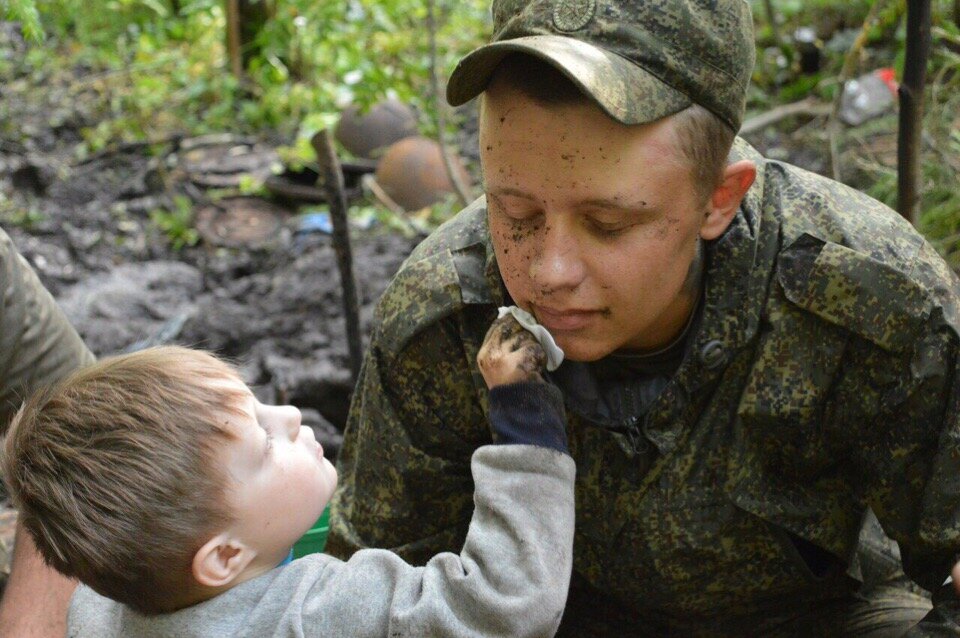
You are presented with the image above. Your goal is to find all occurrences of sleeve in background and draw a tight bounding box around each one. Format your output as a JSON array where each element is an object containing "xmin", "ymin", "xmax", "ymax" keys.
[{"xmin": 0, "ymin": 228, "xmax": 94, "ymax": 432}]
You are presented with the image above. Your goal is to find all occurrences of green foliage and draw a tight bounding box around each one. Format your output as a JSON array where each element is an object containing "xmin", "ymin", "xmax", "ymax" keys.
[
  {"xmin": 2, "ymin": 0, "xmax": 43, "ymax": 41},
  {"xmin": 150, "ymin": 195, "xmax": 199, "ymax": 251},
  {"xmin": 0, "ymin": 194, "xmax": 44, "ymax": 230},
  {"xmin": 7, "ymin": 0, "xmax": 489, "ymax": 156}
]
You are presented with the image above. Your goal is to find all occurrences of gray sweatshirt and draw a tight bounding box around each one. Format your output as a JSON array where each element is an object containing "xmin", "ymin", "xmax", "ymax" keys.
[{"xmin": 68, "ymin": 384, "xmax": 576, "ymax": 638}]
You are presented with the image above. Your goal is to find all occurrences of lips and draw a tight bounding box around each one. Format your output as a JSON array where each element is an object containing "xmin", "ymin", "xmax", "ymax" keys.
[{"xmin": 532, "ymin": 304, "xmax": 601, "ymax": 331}]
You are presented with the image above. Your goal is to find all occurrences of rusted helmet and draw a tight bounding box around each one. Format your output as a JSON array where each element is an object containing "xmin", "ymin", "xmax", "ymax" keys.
[
  {"xmin": 334, "ymin": 99, "xmax": 418, "ymax": 159},
  {"xmin": 374, "ymin": 136, "xmax": 471, "ymax": 212}
]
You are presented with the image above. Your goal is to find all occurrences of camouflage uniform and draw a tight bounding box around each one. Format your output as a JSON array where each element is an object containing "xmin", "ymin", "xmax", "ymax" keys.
[
  {"xmin": 332, "ymin": 0, "xmax": 960, "ymax": 634},
  {"xmin": 0, "ymin": 227, "xmax": 93, "ymax": 432},
  {"xmin": 330, "ymin": 137, "xmax": 960, "ymax": 635}
]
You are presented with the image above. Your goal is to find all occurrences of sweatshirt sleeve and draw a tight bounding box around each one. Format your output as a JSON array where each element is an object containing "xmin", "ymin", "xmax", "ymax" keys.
[
  {"xmin": 299, "ymin": 444, "xmax": 576, "ymax": 638},
  {"xmin": 487, "ymin": 381, "xmax": 568, "ymax": 454}
]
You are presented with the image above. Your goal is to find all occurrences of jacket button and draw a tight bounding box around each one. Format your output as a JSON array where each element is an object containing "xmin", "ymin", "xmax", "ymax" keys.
[{"xmin": 700, "ymin": 340, "xmax": 727, "ymax": 369}]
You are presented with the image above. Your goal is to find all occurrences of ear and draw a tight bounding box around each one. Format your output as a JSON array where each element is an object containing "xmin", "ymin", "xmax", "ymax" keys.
[
  {"xmin": 700, "ymin": 160, "xmax": 756, "ymax": 241},
  {"xmin": 192, "ymin": 533, "xmax": 255, "ymax": 589}
]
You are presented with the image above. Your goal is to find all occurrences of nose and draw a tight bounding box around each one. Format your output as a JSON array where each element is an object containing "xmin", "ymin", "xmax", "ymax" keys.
[
  {"xmin": 279, "ymin": 405, "xmax": 302, "ymax": 441},
  {"xmin": 528, "ymin": 217, "xmax": 586, "ymax": 294}
]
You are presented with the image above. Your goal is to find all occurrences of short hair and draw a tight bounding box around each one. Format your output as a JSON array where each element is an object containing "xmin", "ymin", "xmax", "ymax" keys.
[
  {"xmin": 1, "ymin": 346, "xmax": 247, "ymax": 615},
  {"xmin": 488, "ymin": 54, "xmax": 735, "ymax": 203}
]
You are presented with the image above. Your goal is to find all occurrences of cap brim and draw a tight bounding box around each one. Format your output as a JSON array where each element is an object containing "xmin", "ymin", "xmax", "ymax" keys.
[{"xmin": 447, "ymin": 35, "xmax": 691, "ymax": 126}]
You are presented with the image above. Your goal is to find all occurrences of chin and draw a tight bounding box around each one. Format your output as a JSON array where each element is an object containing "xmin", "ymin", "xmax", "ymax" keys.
[{"xmin": 555, "ymin": 337, "xmax": 615, "ymax": 363}]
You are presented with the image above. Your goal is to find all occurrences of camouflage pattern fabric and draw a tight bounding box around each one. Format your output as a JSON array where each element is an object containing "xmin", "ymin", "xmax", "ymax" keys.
[
  {"xmin": 329, "ymin": 138, "xmax": 960, "ymax": 635},
  {"xmin": 0, "ymin": 227, "xmax": 94, "ymax": 433},
  {"xmin": 448, "ymin": 0, "xmax": 755, "ymax": 131}
]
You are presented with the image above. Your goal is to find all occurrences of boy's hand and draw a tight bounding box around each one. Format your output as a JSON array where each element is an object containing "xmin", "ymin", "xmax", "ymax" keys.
[{"xmin": 478, "ymin": 315, "xmax": 547, "ymax": 388}]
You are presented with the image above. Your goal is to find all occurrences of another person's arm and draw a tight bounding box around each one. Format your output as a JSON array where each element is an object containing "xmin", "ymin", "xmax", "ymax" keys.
[{"xmin": 0, "ymin": 228, "xmax": 93, "ymax": 637}]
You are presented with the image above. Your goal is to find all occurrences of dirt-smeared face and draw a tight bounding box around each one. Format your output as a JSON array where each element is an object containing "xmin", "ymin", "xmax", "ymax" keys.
[{"xmin": 480, "ymin": 82, "xmax": 712, "ymax": 362}]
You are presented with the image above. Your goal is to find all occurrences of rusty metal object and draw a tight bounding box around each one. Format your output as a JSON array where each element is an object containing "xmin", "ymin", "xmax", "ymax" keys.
[
  {"xmin": 374, "ymin": 136, "xmax": 472, "ymax": 212},
  {"xmin": 334, "ymin": 100, "xmax": 418, "ymax": 159},
  {"xmin": 178, "ymin": 136, "xmax": 278, "ymax": 189},
  {"xmin": 194, "ymin": 197, "xmax": 286, "ymax": 249}
]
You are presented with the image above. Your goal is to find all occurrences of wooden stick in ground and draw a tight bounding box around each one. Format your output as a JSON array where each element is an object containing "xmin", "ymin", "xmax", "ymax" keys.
[
  {"xmin": 426, "ymin": 0, "xmax": 472, "ymax": 207},
  {"xmin": 225, "ymin": 0, "xmax": 243, "ymax": 79},
  {"xmin": 897, "ymin": 0, "xmax": 932, "ymax": 226},
  {"xmin": 312, "ymin": 130, "xmax": 363, "ymax": 383}
]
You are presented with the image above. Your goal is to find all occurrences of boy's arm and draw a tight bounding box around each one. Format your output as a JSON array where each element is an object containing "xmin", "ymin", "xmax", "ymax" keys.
[
  {"xmin": 304, "ymin": 381, "xmax": 574, "ymax": 638},
  {"xmin": 305, "ymin": 316, "xmax": 574, "ymax": 637}
]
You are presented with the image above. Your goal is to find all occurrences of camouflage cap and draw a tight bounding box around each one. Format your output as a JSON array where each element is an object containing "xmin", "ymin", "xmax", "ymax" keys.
[{"xmin": 447, "ymin": 0, "xmax": 755, "ymax": 132}]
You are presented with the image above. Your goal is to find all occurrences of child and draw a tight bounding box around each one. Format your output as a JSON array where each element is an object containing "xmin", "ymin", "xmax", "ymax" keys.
[{"xmin": 2, "ymin": 315, "xmax": 574, "ymax": 637}]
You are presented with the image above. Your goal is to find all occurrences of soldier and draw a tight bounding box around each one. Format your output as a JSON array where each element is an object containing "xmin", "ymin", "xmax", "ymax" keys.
[
  {"xmin": 330, "ymin": 0, "xmax": 960, "ymax": 635},
  {"xmin": 0, "ymin": 227, "xmax": 93, "ymax": 637}
]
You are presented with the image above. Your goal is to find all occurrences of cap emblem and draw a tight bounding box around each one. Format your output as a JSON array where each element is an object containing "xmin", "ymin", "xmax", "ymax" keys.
[{"xmin": 552, "ymin": 0, "xmax": 596, "ymax": 33}]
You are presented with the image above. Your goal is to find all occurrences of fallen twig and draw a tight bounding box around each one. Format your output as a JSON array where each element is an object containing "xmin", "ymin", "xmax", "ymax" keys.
[
  {"xmin": 361, "ymin": 174, "xmax": 427, "ymax": 238},
  {"xmin": 75, "ymin": 135, "xmax": 183, "ymax": 167},
  {"xmin": 361, "ymin": 174, "xmax": 404, "ymax": 216},
  {"xmin": 740, "ymin": 98, "xmax": 832, "ymax": 136}
]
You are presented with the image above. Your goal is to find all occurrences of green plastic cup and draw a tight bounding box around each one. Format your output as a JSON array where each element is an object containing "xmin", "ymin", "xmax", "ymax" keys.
[{"xmin": 292, "ymin": 505, "xmax": 330, "ymax": 558}]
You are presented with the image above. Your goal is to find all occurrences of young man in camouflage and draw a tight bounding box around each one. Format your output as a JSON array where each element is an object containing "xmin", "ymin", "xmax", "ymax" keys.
[{"xmin": 330, "ymin": 0, "xmax": 960, "ymax": 635}]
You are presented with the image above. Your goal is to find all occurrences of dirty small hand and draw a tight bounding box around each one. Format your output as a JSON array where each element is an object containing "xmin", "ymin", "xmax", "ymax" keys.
[{"xmin": 477, "ymin": 314, "xmax": 548, "ymax": 388}]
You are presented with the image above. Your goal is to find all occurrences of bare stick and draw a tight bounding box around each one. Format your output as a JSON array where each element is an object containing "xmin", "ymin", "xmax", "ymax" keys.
[
  {"xmin": 426, "ymin": 0, "xmax": 472, "ymax": 207},
  {"xmin": 226, "ymin": 0, "xmax": 243, "ymax": 79},
  {"xmin": 361, "ymin": 174, "xmax": 405, "ymax": 215},
  {"xmin": 361, "ymin": 175, "xmax": 427, "ymax": 237},
  {"xmin": 897, "ymin": 0, "xmax": 932, "ymax": 225},
  {"xmin": 312, "ymin": 130, "xmax": 363, "ymax": 383}
]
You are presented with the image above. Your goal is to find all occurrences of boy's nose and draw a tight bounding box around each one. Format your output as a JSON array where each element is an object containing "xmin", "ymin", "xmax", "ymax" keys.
[{"xmin": 281, "ymin": 405, "xmax": 302, "ymax": 440}]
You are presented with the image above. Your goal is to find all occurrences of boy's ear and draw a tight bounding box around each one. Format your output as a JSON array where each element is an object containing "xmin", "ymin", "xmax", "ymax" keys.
[
  {"xmin": 700, "ymin": 159, "xmax": 756, "ymax": 241},
  {"xmin": 192, "ymin": 534, "xmax": 255, "ymax": 588}
]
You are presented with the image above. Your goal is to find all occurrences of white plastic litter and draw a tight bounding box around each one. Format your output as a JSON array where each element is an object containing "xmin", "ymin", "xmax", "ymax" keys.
[{"xmin": 497, "ymin": 306, "xmax": 565, "ymax": 371}]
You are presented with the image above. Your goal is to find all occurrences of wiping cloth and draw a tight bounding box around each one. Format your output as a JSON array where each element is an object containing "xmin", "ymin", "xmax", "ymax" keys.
[{"xmin": 497, "ymin": 306, "xmax": 565, "ymax": 371}]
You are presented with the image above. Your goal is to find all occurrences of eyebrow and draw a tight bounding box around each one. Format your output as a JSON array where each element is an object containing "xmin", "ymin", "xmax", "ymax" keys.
[{"xmin": 489, "ymin": 187, "xmax": 654, "ymax": 214}]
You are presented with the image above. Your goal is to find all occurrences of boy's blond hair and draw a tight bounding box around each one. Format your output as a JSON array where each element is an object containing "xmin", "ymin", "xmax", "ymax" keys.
[{"xmin": 1, "ymin": 346, "xmax": 248, "ymax": 614}]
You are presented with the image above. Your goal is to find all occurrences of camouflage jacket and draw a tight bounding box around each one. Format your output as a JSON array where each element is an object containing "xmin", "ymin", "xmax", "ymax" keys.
[
  {"xmin": 0, "ymin": 227, "xmax": 93, "ymax": 432},
  {"xmin": 330, "ymin": 139, "xmax": 960, "ymax": 633}
]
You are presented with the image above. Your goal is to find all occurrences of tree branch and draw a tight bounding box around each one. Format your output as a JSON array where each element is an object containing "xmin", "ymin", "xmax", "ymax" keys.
[
  {"xmin": 897, "ymin": 0, "xmax": 932, "ymax": 225},
  {"xmin": 426, "ymin": 0, "xmax": 472, "ymax": 208}
]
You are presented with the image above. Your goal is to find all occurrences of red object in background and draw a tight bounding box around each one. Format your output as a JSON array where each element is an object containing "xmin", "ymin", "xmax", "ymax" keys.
[{"xmin": 839, "ymin": 67, "xmax": 899, "ymax": 126}]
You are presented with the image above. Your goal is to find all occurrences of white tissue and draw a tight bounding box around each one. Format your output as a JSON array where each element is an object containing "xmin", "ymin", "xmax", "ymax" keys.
[{"xmin": 496, "ymin": 306, "xmax": 565, "ymax": 371}]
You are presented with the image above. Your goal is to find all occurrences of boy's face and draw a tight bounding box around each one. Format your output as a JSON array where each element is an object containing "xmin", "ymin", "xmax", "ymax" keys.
[
  {"xmin": 481, "ymin": 81, "xmax": 719, "ymax": 361},
  {"xmin": 220, "ymin": 379, "xmax": 337, "ymax": 568}
]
